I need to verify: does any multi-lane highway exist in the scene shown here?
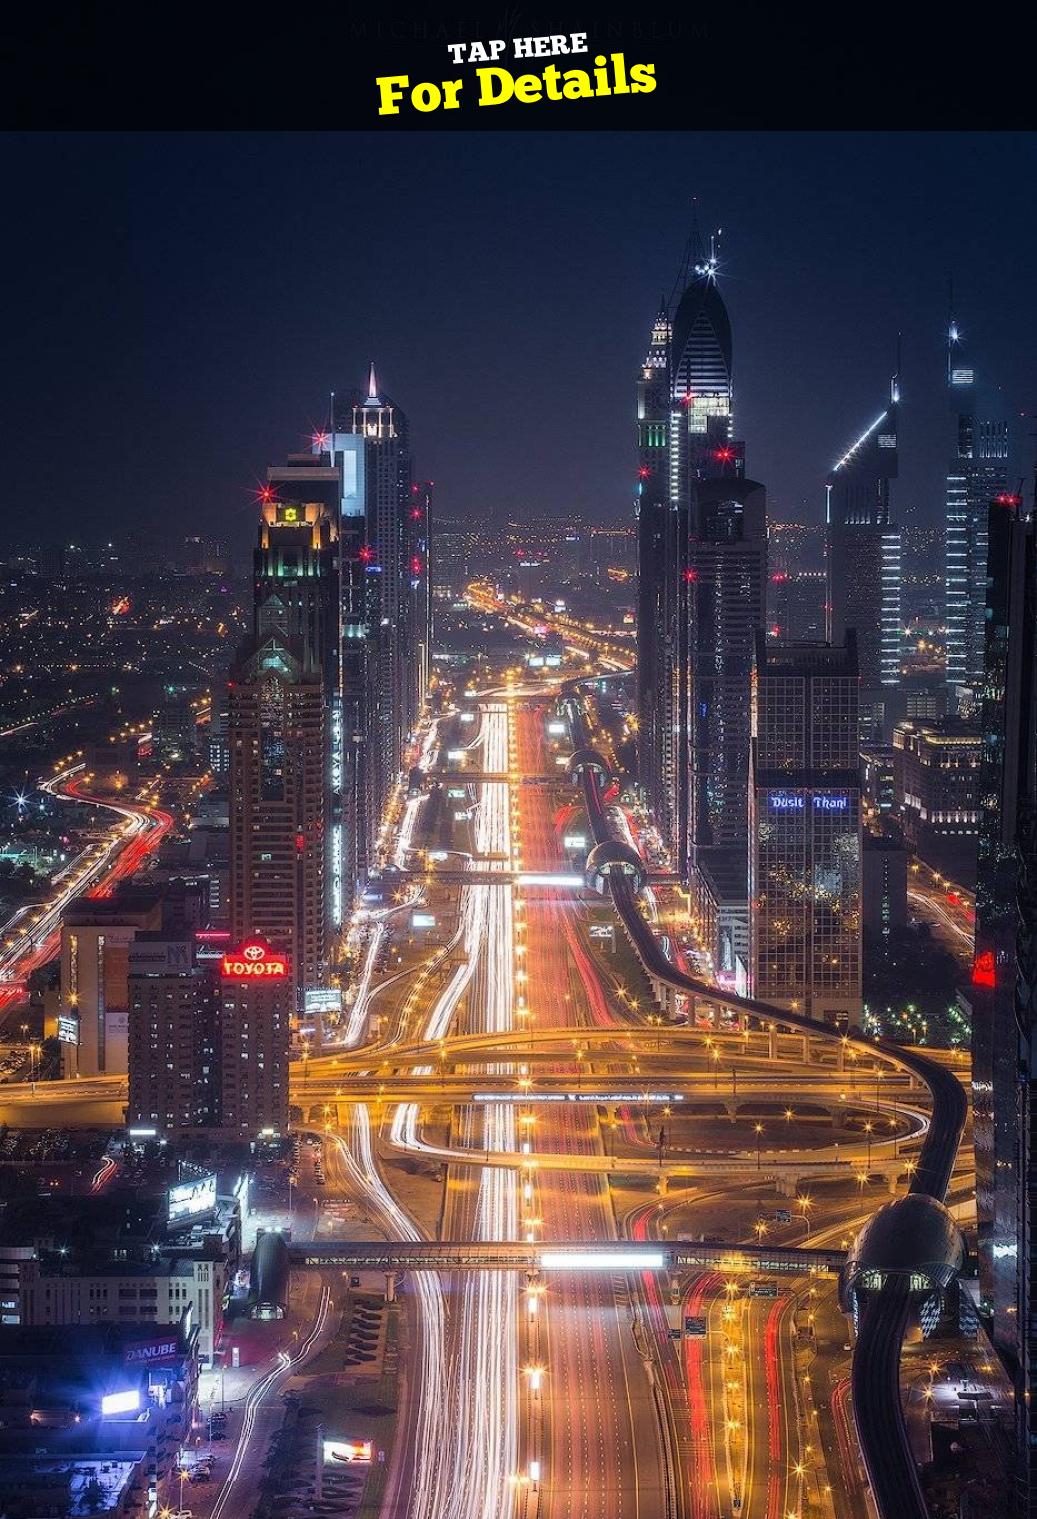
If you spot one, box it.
[0,760,171,1020]
[566,683,968,1519]
[0,655,970,1519]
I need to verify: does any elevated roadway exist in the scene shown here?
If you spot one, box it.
[564,686,969,1519]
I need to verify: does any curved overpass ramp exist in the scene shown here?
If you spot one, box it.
[562,688,968,1519]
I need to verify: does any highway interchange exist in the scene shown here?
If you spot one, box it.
[0,646,972,1519]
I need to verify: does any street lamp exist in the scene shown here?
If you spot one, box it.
[754,1123,764,1172]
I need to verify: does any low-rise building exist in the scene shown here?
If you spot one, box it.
[0,1320,199,1509]
[0,1185,241,1366]
[58,890,165,1079]
[20,1251,228,1367]
[691,847,749,992]
[892,716,981,884]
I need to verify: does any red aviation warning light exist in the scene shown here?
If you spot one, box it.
[221,940,289,981]
[971,949,996,989]
[257,484,276,504]
[358,545,374,564]
[713,446,735,463]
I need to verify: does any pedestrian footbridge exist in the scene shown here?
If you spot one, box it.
[290,1238,846,1276]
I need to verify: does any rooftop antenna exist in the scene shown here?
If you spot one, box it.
[891,333,902,405]
[947,277,959,384]
[669,198,708,310]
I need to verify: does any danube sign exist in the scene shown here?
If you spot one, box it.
[221,940,289,980]
[124,1336,180,1367]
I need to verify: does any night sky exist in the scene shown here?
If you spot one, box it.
[3,131,1035,550]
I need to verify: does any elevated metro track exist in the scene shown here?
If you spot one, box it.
[563,685,969,1519]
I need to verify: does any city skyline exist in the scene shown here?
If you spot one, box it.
[2,133,1035,545]
[0,123,1034,1519]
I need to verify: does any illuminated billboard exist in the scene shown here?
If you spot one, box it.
[323,1439,373,1465]
[167,1172,217,1227]
[221,940,289,980]
[305,987,342,1014]
[539,1250,664,1271]
[101,1388,141,1416]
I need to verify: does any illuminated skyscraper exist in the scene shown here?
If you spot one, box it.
[407,479,433,725]
[688,475,767,863]
[825,376,901,738]
[944,312,1010,710]
[749,634,862,1024]
[228,479,336,1006]
[636,233,766,884]
[316,366,417,880]
[969,488,1036,1507]
[635,301,685,862]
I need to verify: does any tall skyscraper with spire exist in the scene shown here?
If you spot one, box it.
[316,365,419,882]
[825,371,902,738]
[636,301,685,862]
[636,230,766,892]
[944,307,1010,710]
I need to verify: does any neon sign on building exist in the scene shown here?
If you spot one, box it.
[768,793,850,812]
[220,940,289,980]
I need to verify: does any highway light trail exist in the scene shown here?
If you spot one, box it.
[384,698,520,1519]
[210,1283,331,1519]
[0,762,169,1015]
[331,1108,449,1519]
[439,698,519,1519]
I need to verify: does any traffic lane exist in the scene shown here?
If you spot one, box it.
[521,758,661,1519]
[537,1109,658,1518]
